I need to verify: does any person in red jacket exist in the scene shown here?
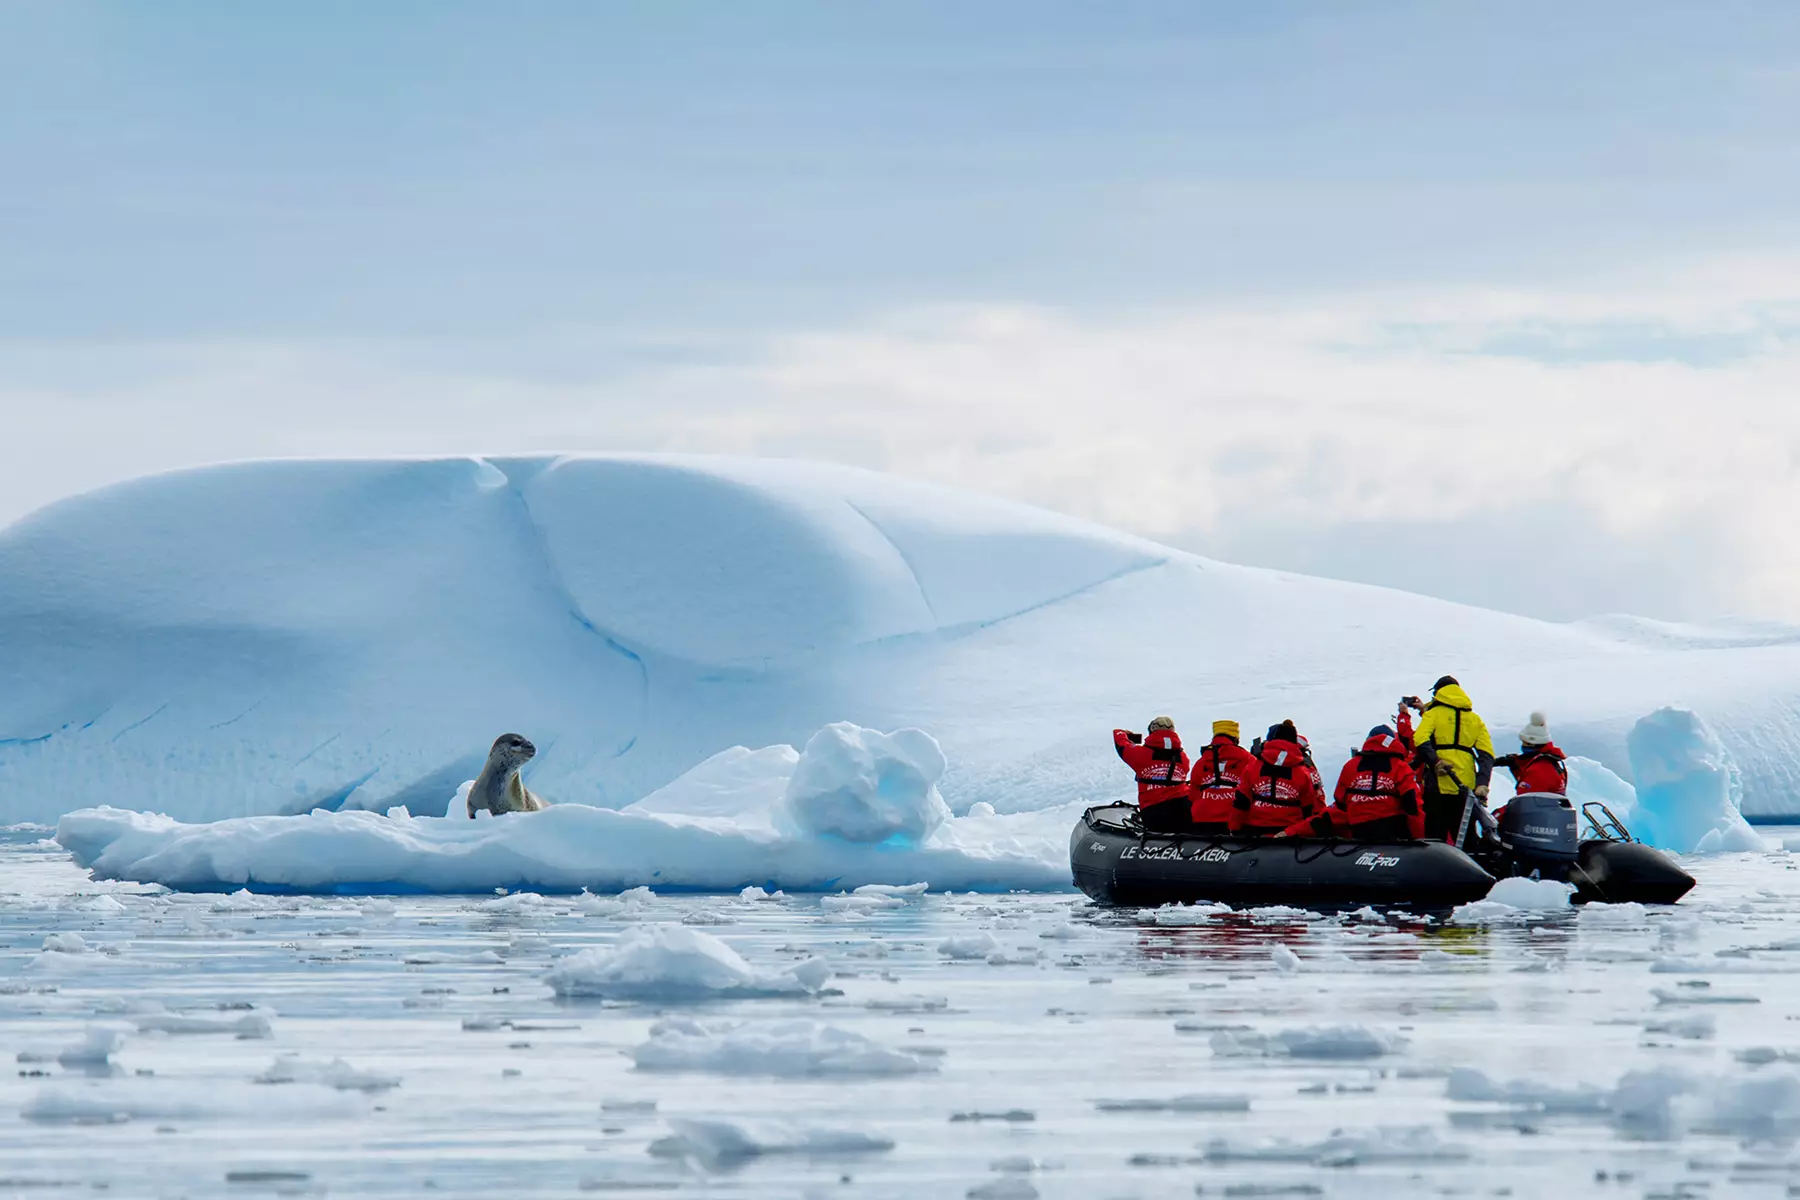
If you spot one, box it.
[1281,725,1424,841]
[1189,719,1256,835]
[1231,720,1324,838]
[1113,717,1191,832]
[1492,711,1568,825]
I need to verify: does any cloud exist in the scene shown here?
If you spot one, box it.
[3,255,1798,622]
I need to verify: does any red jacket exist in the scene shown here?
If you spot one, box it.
[1231,738,1324,834]
[1285,731,1423,839]
[1189,736,1257,825]
[1505,744,1568,796]
[1113,728,1190,808]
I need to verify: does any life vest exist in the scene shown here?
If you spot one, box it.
[1233,738,1323,832]
[1335,733,1423,835]
[1113,729,1190,808]
[1508,745,1569,796]
[1189,736,1254,824]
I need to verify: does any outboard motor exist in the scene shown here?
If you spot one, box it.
[1499,792,1579,870]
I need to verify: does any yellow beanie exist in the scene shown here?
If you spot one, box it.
[1212,719,1240,741]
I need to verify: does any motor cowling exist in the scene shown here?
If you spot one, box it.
[1500,792,1579,864]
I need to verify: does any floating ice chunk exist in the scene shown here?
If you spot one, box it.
[967,1179,1038,1200]
[1576,901,1649,926]
[64,894,128,914]
[650,1117,893,1168]
[778,724,950,845]
[255,1055,400,1092]
[1626,708,1763,854]
[23,1081,362,1125]
[630,1018,936,1078]
[1270,944,1303,973]
[1211,1026,1407,1060]
[1643,1013,1716,1039]
[1246,905,1324,923]
[738,886,782,901]
[1652,987,1758,1006]
[576,886,655,917]
[1444,1068,1611,1113]
[1203,1125,1466,1166]
[855,882,928,897]
[209,889,269,913]
[1150,903,1230,926]
[938,933,1001,960]
[1449,877,1574,924]
[41,932,89,954]
[1037,923,1082,940]
[820,893,907,912]
[1094,1094,1250,1113]
[544,925,829,1001]
[58,798,1069,894]
[16,1026,125,1068]
[135,1011,273,1038]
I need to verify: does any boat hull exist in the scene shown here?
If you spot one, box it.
[1071,803,1697,909]
[1070,804,1495,910]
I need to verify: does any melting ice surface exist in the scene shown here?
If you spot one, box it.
[11,826,1800,1198]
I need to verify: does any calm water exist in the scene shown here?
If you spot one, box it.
[4,826,1800,1199]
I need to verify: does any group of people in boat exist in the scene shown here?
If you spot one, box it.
[1112,676,1569,846]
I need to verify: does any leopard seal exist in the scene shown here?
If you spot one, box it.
[467,733,549,817]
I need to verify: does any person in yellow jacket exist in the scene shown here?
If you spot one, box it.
[1403,676,1496,844]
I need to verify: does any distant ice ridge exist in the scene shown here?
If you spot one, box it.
[56,723,1078,894]
[7,454,1800,827]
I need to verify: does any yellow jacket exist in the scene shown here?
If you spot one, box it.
[1411,683,1494,790]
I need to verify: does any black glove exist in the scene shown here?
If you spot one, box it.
[1493,754,1518,769]
[1249,737,1264,756]
[1125,730,1143,745]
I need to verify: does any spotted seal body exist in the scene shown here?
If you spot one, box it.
[468,733,549,817]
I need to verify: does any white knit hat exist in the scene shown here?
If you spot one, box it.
[1519,711,1550,746]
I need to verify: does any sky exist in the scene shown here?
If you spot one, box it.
[3,1,1799,622]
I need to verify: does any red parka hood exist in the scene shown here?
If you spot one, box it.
[1523,743,1565,759]
[1257,738,1305,767]
[1359,731,1408,755]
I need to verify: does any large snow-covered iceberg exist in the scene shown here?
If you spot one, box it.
[6,454,1800,827]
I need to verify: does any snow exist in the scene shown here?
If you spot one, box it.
[56,773,1077,894]
[629,1018,936,1077]
[542,924,830,1001]
[777,723,950,844]
[6,453,1800,839]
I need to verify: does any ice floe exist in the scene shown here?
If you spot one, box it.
[544,924,829,1001]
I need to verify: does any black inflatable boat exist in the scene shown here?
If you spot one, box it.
[1071,796,1695,910]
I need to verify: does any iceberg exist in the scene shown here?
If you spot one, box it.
[6,453,1800,834]
[55,722,1080,894]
